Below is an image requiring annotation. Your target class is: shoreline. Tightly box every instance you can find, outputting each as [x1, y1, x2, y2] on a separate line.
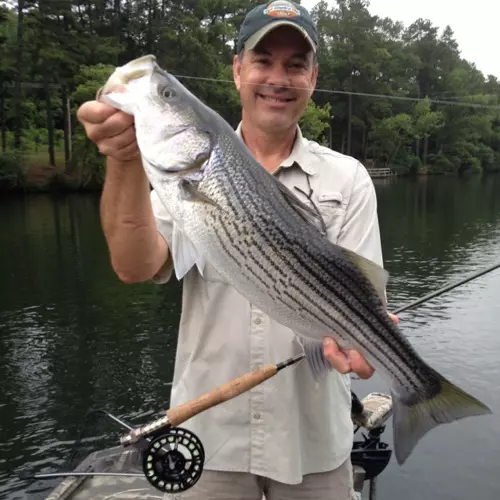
[1, 155, 493, 195]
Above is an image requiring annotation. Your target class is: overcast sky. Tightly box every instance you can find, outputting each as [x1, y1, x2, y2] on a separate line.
[301, 0, 499, 79]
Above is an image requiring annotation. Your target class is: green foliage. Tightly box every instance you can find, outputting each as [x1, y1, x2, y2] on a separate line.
[1, 0, 500, 191]
[0, 151, 25, 190]
[413, 97, 444, 140]
[72, 64, 117, 105]
[300, 100, 332, 145]
[67, 64, 117, 188]
[368, 113, 414, 165]
[3, 128, 64, 153]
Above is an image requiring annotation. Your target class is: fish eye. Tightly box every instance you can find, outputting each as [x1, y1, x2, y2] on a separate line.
[161, 86, 175, 99]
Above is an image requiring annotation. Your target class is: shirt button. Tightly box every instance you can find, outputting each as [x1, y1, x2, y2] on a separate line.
[254, 318, 261, 325]
[253, 412, 261, 420]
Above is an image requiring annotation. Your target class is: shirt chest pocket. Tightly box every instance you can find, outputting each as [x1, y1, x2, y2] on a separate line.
[317, 191, 343, 210]
[314, 191, 346, 241]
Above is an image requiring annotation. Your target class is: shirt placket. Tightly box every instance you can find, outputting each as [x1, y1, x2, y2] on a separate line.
[249, 304, 266, 471]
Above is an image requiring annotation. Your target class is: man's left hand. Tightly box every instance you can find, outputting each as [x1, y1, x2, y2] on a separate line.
[323, 312, 399, 379]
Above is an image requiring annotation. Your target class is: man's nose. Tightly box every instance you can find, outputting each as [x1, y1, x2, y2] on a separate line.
[266, 63, 291, 88]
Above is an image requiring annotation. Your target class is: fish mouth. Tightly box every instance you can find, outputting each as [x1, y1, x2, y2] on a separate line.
[97, 55, 158, 99]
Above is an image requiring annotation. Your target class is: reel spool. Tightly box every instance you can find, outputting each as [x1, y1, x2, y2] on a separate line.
[142, 427, 205, 493]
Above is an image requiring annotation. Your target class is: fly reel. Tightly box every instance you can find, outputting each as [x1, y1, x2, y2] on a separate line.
[142, 427, 205, 493]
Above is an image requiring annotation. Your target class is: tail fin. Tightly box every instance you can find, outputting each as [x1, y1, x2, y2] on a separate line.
[392, 373, 492, 465]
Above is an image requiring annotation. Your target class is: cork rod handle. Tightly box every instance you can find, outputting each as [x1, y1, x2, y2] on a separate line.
[166, 364, 278, 427]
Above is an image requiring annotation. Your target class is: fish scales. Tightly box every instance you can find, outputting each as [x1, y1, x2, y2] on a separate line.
[205, 136, 456, 394]
[98, 55, 492, 466]
[201, 141, 424, 393]
[242, 146, 423, 387]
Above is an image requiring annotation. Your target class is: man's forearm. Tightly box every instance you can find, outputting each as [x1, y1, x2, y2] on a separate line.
[100, 156, 168, 283]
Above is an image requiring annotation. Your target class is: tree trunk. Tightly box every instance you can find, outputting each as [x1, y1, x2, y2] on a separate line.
[423, 136, 429, 166]
[146, 0, 154, 53]
[0, 87, 6, 152]
[62, 85, 72, 168]
[44, 74, 56, 167]
[14, 0, 25, 150]
[347, 92, 352, 156]
[113, 0, 121, 39]
[361, 126, 367, 160]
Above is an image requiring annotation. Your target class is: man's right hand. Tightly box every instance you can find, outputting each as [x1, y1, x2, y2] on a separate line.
[77, 100, 167, 284]
[77, 101, 140, 162]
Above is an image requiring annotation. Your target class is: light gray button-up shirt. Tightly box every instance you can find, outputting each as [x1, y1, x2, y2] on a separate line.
[149, 124, 384, 485]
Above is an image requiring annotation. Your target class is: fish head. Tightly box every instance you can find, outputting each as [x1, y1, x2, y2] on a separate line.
[98, 55, 213, 177]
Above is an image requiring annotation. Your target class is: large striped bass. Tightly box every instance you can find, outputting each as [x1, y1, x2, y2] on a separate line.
[97, 55, 492, 465]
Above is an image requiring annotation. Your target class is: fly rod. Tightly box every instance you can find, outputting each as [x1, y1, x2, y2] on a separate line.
[122, 260, 500, 445]
[391, 260, 500, 315]
[20, 355, 305, 494]
[120, 353, 303, 446]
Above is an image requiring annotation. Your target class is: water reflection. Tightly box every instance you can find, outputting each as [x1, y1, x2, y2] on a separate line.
[376, 175, 500, 325]
[0, 175, 499, 499]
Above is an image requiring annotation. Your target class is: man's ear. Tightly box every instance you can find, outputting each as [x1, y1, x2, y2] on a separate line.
[233, 54, 242, 91]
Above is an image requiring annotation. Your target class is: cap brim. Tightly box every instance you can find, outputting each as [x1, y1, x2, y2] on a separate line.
[244, 20, 316, 53]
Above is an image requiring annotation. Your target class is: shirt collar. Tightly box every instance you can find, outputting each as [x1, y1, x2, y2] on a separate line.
[235, 122, 316, 176]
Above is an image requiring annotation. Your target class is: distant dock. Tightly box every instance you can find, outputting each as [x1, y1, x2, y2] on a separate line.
[367, 167, 396, 178]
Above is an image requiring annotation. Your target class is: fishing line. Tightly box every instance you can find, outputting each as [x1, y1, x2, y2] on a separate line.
[171, 73, 500, 110]
[4, 74, 498, 110]
[62, 409, 134, 471]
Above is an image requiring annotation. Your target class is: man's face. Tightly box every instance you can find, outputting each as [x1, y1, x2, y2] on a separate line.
[233, 25, 318, 133]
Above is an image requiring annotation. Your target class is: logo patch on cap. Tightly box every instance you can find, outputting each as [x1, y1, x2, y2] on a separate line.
[263, 0, 300, 18]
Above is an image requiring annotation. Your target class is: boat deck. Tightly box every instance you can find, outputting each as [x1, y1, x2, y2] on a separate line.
[45, 446, 166, 500]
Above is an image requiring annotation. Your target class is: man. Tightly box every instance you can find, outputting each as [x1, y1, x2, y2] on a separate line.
[78, 1, 396, 498]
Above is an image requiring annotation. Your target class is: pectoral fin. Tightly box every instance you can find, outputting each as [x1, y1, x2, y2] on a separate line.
[179, 178, 220, 208]
[172, 223, 206, 279]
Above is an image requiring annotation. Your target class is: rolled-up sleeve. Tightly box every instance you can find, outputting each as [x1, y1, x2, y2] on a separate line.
[337, 161, 384, 267]
[150, 189, 175, 284]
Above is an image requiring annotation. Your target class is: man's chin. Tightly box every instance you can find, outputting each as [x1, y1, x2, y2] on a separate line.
[254, 115, 297, 134]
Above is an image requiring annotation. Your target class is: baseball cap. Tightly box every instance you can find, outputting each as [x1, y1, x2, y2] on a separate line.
[236, 1, 318, 55]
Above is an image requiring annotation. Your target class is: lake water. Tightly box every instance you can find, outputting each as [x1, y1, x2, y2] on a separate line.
[1, 174, 499, 499]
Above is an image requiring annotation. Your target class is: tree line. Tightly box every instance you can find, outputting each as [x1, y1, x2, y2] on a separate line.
[1, 0, 499, 191]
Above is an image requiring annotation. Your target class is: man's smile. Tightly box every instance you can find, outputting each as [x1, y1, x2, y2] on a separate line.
[256, 92, 296, 105]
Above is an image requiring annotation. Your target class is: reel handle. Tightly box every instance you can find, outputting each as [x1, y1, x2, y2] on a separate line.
[167, 364, 277, 426]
